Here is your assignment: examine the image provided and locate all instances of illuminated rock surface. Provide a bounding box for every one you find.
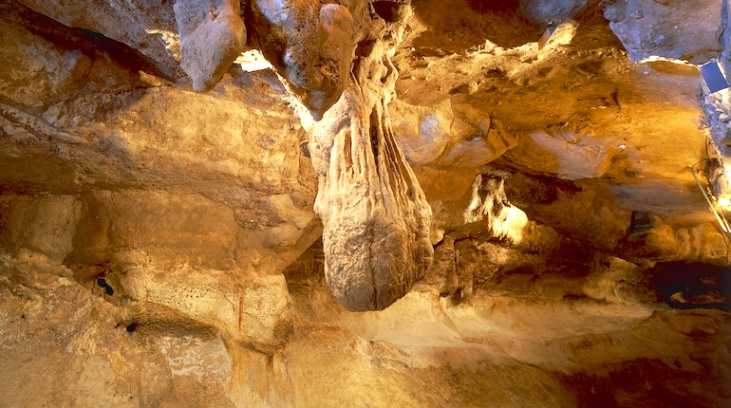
[0,0,730,406]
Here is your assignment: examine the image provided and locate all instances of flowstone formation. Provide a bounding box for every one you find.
[174,0,433,310]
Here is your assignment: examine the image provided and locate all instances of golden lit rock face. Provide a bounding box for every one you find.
[168,0,434,310]
[1,0,731,407]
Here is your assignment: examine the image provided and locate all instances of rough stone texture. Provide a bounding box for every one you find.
[165,0,434,310]
[1,0,731,406]
[175,0,247,92]
[396,0,726,261]
[17,0,183,78]
[519,0,590,24]
[0,259,236,407]
[0,0,318,356]
[604,0,723,63]
[390,98,517,170]
[0,1,150,110]
[721,0,731,74]
[285,241,731,408]
[310,87,434,311]
[247,0,358,118]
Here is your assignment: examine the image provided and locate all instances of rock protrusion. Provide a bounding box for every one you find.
[604,0,722,63]
[248,0,356,118]
[174,0,246,91]
[172,0,433,310]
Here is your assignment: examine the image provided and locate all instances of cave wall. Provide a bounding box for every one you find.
[0,0,730,407]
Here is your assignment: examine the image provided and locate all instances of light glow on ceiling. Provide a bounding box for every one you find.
[235,49,274,72]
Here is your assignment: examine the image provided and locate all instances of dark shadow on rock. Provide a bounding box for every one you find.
[561,356,731,408]
[650,262,731,310]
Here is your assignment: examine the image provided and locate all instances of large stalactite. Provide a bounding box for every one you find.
[174,0,433,310]
[309,72,434,311]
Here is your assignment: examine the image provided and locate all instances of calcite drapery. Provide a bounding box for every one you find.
[174,0,433,310]
[266,0,433,310]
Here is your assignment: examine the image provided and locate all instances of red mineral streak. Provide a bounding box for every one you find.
[238,295,243,332]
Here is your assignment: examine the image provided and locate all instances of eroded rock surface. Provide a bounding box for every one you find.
[17,0,183,78]
[604,0,723,63]
[234,0,433,310]
[301,1,433,311]
[310,88,433,311]
[247,0,359,118]
[0,0,730,407]
[175,0,247,91]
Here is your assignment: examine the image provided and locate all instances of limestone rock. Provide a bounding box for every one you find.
[0,195,81,263]
[519,0,589,24]
[462,171,529,239]
[391,99,515,168]
[0,261,236,407]
[503,130,613,180]
[114,249,293,352]
[1,0,731,406]
[0,5,319,351]
[619,220,730,264]
[299,0,433,311]
[18,0,183,78]
[174,0,247,91]
[245,0,435,310]
[0,2,147,109]
[605,0,723,63]
[248,0,356,118]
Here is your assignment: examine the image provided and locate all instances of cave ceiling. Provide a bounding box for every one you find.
[2,0,726,271]
[0,0,730,406]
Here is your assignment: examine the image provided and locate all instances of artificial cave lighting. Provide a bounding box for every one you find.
[700,59,730,93]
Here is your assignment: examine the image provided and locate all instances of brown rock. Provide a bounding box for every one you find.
[18,0,183,78]
[248,0,356,118]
